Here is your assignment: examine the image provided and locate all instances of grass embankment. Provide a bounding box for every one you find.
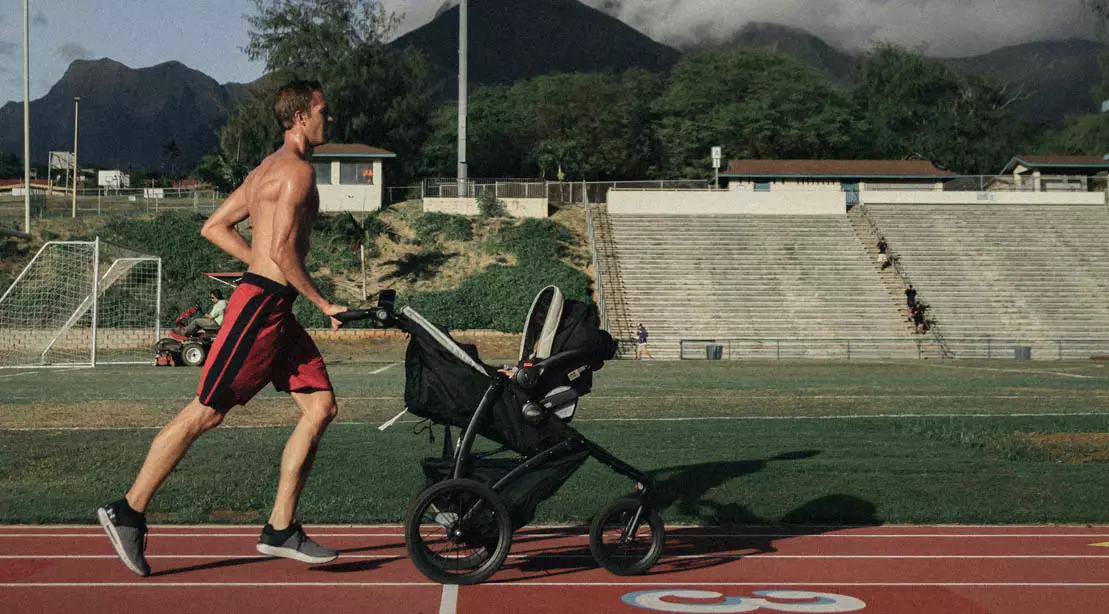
[3,360,1109,525]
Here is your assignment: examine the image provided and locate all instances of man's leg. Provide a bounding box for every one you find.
[256,389,339,564]
[98,397,225,577]
[127,398,227,512]
[268,389,338,528]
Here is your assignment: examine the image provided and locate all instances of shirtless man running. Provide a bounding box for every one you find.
[97,80,347,576]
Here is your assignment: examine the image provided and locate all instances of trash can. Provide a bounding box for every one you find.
[707,345,724,360]
[1014,346,1031,360]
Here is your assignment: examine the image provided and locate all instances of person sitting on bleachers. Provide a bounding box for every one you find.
[910,302,929,333]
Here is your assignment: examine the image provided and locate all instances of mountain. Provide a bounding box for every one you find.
[682,22,857,82]
[0,58,250,171]
[945,39,1101,125]
[685,22,1099,125]
[391,0,680,88]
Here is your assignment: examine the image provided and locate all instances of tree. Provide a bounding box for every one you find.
[1084,0,1109,99]
[0,152,21,179]
[239,0,441,183]
[325,211,397,299]
[162,140,182,178]
[653,50,863,178]
[853,44,1029,174]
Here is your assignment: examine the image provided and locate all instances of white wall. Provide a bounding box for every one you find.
[316,159,384,213]
[424,197,549,218]
[607,189,847,215]
[861,191,1106,206]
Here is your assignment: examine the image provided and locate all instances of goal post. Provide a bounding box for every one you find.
[0,239,162,368]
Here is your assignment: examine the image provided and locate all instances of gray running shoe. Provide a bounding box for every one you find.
[97,499,151,577]
[256,523,338,564]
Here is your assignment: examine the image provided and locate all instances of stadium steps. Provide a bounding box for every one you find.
[606,212,915,360]
[864,204,1109,357]
[587,203,635,347]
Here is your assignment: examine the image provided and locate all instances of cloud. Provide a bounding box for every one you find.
[59,43,92,62]
[583,0,1095,57]
[32,10,47,26]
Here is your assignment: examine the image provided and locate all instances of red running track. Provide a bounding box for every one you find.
[3,524,1109,613]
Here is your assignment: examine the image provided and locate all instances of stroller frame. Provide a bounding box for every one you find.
[338,288,665,585]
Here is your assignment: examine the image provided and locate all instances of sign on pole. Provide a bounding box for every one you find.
[711,146,722,190]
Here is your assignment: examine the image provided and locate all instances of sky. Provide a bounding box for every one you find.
[0,0,1098,106]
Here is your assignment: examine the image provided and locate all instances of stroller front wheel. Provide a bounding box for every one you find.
[589,497,665,576]
[405,478,513,585]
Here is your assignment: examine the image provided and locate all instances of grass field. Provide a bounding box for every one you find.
[3,358,1109,526]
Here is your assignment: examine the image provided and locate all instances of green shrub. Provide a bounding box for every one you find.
[477,190,506,218]
[405,261,591,332]
[490,218,573,261]
[413,212,472,244]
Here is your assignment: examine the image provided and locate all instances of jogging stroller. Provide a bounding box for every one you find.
[337,286,664,585]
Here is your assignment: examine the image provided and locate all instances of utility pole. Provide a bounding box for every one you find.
[22,0,30,233]
[457,0,468,197]
[71,96,80,217]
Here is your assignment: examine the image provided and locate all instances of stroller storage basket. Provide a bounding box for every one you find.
[421,450,589,530]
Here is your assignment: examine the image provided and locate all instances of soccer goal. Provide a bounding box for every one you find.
[0,239,161,368]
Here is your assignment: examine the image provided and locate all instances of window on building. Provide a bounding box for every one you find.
[311,161,331,185]
[340,161,374,185]
[754,181,771,192]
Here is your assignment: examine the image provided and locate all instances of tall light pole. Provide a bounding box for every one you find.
[457,0,468,197]
[71,96,80,217]
[22,0,30,233]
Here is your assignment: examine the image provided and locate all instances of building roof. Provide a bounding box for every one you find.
[1001,155,1109,175]
[312,143,396,158]
[721,159,954,179]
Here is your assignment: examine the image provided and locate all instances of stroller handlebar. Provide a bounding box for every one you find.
[334,307,394,327]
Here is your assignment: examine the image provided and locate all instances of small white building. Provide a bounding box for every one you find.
[998,155,1109,192]
[98,170,130,189]
[310,143,396,213]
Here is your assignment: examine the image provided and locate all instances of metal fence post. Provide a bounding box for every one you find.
[776,339,781,360]
[846,339,852,360]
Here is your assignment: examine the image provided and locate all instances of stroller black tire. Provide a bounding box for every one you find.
[405,478,512,585]
[589,497,664,576]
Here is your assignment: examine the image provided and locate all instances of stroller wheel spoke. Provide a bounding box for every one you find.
[590,498,665,576]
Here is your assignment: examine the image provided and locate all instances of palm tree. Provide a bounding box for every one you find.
[326,212,398,300]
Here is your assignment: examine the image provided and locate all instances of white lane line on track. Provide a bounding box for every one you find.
[5,554,1109,560]
[438,584,458,614]
[0,372,33,379]
[6,532,1109,539]
[5,582,1109,588]
[370,363,398,375]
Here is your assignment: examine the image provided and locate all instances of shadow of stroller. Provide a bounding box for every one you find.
[506,450,882,581]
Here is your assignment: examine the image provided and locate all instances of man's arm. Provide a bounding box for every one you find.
[201,183,253,265]
[269,163,339,316]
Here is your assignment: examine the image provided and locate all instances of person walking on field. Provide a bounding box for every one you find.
[97,80,349,577]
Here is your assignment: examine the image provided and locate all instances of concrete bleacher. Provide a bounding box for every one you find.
[602,213,915,359]
[864,204,1109,358]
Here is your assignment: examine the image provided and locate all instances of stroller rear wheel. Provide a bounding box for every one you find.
[405,478,513,585]
[589,497,664,576]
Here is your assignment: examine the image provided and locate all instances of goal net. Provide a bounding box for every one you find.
[0,239,161,367]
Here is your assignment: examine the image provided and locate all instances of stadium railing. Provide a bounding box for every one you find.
[679,337,1109,361]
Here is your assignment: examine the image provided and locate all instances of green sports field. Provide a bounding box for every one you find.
[3,358,1109,526]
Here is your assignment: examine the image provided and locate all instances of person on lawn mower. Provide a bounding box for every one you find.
[174,290,227,339]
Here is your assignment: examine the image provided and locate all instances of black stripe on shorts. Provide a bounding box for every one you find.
[199,292,272,406]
